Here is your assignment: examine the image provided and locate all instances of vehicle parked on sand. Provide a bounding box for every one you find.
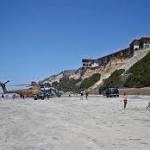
[104,87,119,97]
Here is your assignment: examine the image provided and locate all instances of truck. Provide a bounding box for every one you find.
[104,87,119,97]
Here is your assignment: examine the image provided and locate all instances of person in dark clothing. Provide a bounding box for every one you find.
[123,93,128,109]
[1,94,4,99]
[80,91,84,100]
[85,91,89,100]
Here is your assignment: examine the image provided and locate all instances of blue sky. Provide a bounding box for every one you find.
[0,0,150,84]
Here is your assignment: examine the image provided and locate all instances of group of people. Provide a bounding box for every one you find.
[80,91,89,100]
[0,94,9,99]
[0,94,25,100]
[80,92,150,110]
[1,92,150,110]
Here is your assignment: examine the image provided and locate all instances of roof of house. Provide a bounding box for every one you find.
[82,58,95,62]
[130,39,140,46]
[140,36,150,42]
[130,36,150,45]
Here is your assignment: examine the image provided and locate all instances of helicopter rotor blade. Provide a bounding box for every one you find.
[10,84,31,87]
[4,80,10,84]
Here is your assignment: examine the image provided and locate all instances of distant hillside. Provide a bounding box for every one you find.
[42,48,150,94]
[100,51,150,92]
[99,69,125,93]
[124,51,150,88]
[42,71,64,83]
[80,73,101,90]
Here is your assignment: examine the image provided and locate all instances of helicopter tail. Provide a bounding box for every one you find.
[0,80,10,93]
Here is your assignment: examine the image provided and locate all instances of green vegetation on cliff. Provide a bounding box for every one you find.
[52,77,81,93]
[99,51,150,92]
[99,69,125,92]
[124,51,150,88]
[52,51,150,93]
[80,73,101,90]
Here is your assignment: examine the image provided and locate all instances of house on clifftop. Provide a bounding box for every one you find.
[82,58,98,68]
[82,35,150,68]
[130,36,150,50]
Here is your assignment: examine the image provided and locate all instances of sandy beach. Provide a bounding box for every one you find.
[0,96,149,150]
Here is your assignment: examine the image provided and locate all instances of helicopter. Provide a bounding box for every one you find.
[0,80,61,100]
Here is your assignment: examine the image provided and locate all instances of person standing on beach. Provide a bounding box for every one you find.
[146,102,150,110]
[85,91,89,100]
[123,93,128,109]
[80,91,84,100]
[12,94,16,100]
[1,94,4,99]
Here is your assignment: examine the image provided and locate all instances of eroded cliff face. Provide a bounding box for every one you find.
[89,48,150,93]
[82,56,129,93]
[43,48,150,94]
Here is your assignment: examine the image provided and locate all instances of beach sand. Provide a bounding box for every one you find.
[0,96,149,150]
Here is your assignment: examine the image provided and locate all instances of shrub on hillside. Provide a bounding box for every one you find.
[80,73,101,90]
[124,51,150,87]
[52,77,81,92]
[99,69,125,93]
[52,81,59,87]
